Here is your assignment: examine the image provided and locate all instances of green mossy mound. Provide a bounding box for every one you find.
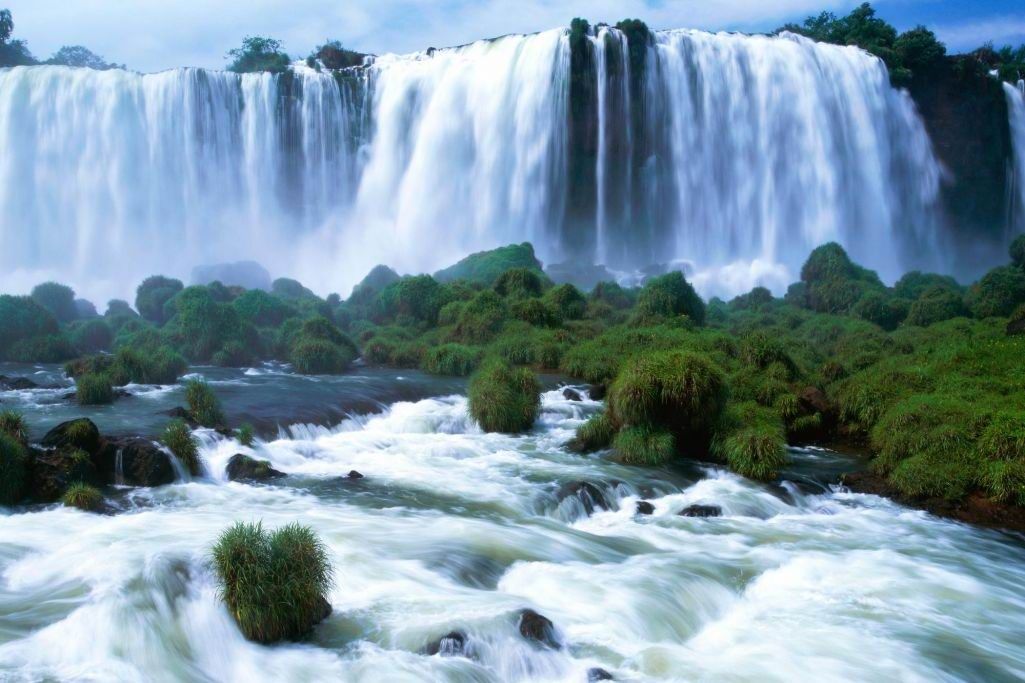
[136,275,183,325]
[212,521,333,643]
[636,272,706,324]
[711,402,788,481]
[613,425,676,465]
[467,359,541,433]
[570,413,616,453]
[61,482,104,512]
[162,419,201,476]
[422,343,482,376]
[76,373,114,405]
[434,243,543,286]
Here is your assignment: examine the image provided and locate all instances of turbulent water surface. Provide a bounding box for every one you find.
[1,365,1024,682]
[0,28,944,302]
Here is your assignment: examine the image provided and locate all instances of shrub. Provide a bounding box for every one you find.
[1010,234,1025,270]
[853,292,908,331]
[494,268,547,299]
[422,344,481,376]
[976,411,1025,461]
[893,271,961,300]
[711,402,788,480]
[233,290,297,327]
[0,295,59,354]
[905,286,966,326]
[162,286,259,363]
[434,243,542,286]
[454,290,508,343]
[613,425,675,465]
[105,299,138,318]
[61,482,104,512]
[185,379,226,428]
[226,36,291,73]
[0,434,28,505]
[289,338,354,374]
[237,423,255,448]
[76,373,114,405]
[636,272,705,324]
[543,284,587,320]
[162,419,201,476]
[590,281,634,309]
[467,359,541,433]
[608,350,727,436]
[212,521,333,643]
[0,410,28,445]
[964,266,1025,318]
[374,275,449,325]
[511,298,561,327]
[797,243,883,313]
[7,333,78,363]
[136,275,184,325]
[69,318,113,353]
[571,413,617,453]
[30,282,78,322]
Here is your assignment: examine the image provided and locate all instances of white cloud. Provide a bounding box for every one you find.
[934,16,1025,51]
[6,0,859,73]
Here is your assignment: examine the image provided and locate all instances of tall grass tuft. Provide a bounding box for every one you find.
[162,419,201,476]
[185,379,226,428]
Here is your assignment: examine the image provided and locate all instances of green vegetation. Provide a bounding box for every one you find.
[434,243,542,285]
[61,482,104,511]
[184,379,226,428]
[76,373,114,406]
[136,276,184,325]
[237,423,256,448]
[212,521,333,643]
[0,433,28,505]
[0,410,28,445]
[226,36,290,74]
[467,359,541,433]
[31,282,78,323]
[162,420,201,476]
[307,39,364,70]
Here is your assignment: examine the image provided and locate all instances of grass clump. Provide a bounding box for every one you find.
[454,290,508,344]
[614,425,676,465]
[422,344,482,376]
[0,410,28,445]
[904,286,966,327]
[0,433,29,505]
[711,402,788,480]
[76,373,114,405]
[185,379,226,428]
[467,359,541,433]
[212,521,333,643]
[237,423,256,448]
[61,482,104,512]
[162,419,201,476]
[570,412,617,453]
[636,272,705,324]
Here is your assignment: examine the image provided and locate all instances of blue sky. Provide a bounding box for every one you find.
[5,0,1025,73]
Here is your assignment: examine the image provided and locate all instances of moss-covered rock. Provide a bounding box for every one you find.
[434,243,543,286]
[636,272,706,324]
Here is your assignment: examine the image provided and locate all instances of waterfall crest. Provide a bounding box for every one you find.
[0,28,943,301]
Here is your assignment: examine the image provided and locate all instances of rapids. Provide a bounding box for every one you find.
[1,366,1024,682]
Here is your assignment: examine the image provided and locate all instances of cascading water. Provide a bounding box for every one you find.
[1006,80,1025,234]
[0,28,942,302]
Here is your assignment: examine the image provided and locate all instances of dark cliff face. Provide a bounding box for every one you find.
[907,56,1014,277]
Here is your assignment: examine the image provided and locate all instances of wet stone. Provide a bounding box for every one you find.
[635,500,655,515]
[518,609,560,649]
[679,504,722,518]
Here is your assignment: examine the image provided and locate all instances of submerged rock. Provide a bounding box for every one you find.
[225,454,284,482]
[94,437,176,487]
[679,504,722,518]
[557,481,610,515]
[635,500,655,515]
[517,609,560,649]
[40,418,101,455]
[424,630,467,657]
[562,387,583,402]
[588,668,614,682]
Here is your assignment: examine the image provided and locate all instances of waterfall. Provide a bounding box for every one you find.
[1006,80,1025,234]
[0,28,944,302]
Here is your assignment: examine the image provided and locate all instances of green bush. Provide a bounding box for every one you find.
[226,36,291,73]
[893,271,961,300]
[511,298,561,327]
[964,266,1025,318]
[981,460,1025,506]
[237,423,255,448]
[494,268,547,299]
[905,286,967,326]
[0,433,28,505]
[30,281,78,322]
[76,373,114,405]
[422,344,481,376]
[467,359,541,433]
[7,333,78,363]
[61,482,104,512]
[711,402,788,480]
[797,243,883,313]
[454,290,508,343]
[976,411,1025,461]
[212,521,333,643]
[434,243,542,286]
[853,292,908,331]
[136,275,183,325]
[614,425,675,465]
[185,379,226,428]
[590,281,634,309]
[0,410,28,445]
[69,318,113,353]
[608,349,727,435]
[636,272,706,324]
[0,295,59,355]
[162,286,259,363]
[374,275,449,325]
[162,419,201,476]
[543,284,587,320]
[289,338,356,375]
[1010,234,1025,270]
[233,290,297,327]
[571,413,616,453]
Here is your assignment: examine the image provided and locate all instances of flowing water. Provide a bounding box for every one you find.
[0,28,943,302]
[1006,80,1025,235]
[1,366,1024,682]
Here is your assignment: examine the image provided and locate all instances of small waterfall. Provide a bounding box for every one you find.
[114,447,125,486]
[1006,80,1025,234]
[0,28,946,301]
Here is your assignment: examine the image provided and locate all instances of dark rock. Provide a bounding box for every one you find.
[94,437,176,487]
[635,501,655,515]
[27,447,100,502]
[225,454,285,482]
[679,504,722,518]
[312,595,333,625]
[517,609,560,649]
[588,668,614,682]
[1008,318,1025,336]
[191,260,272,291]
[40,418,101,455]
[424,630,467,656]
[347,470,364,479]
[0,375,39,390]
[557,481,610,515]
[798,386,830,416]
[562,387,583,402]
[587,384,607,401]
[163,407,199,428]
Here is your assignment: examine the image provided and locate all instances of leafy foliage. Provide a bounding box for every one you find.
[226,36,290,74]
[467,359,541,433]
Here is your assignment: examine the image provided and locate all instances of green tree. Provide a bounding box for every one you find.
[226,36,290,74]
[0,8,35,67]
[47,45,123,70]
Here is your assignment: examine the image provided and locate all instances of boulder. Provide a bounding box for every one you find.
[679,504,722,518]
[798,386,831,416]
[94,437,176,487]
[225,454,285,482]
[347,470,364,479]
[635,501,655,515]
[557,481,610,515]
[562,387,583,402]
[27,447,100,502]
[40,418,101,455]
[0,375,39,390]
[587,384,607,401]
[517,609,560,649]
[424,630,467,656]
[588,669,614,682]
